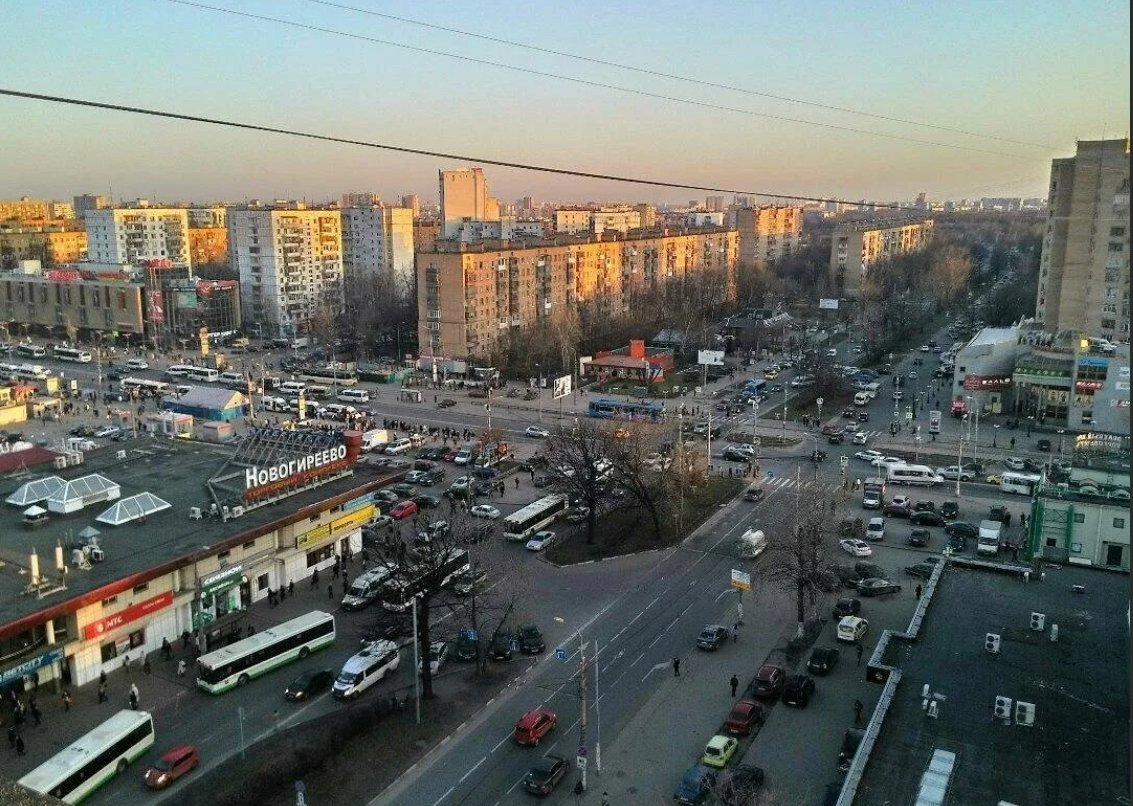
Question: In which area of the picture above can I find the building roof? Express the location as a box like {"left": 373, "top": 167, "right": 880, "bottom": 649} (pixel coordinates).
{"left": 964, "top": 326, "right": 1018, "bottom": 349}
{"left": 0, "top": 447, "right": 64, "bottom": 475}
{"left": 585, "top": 355, "right": 653, "bottom": 370}
{"left": 164, "top": 386, "right": 247, "bottom": 411}
{"left": 0, "top": 437, "right": 396, "bottom": 635}
{"left": 856, "top": 564, "right": 1130, "bottom": 806}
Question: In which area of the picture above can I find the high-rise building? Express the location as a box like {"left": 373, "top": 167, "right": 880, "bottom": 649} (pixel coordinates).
{"left": 188, "top": 206, "right": 227, "bottom": 229}
{"left": 228, "top": 209, "right": 344, "bottom": 338}
{"left": 73, "top": 194, "right": 110, "bottom": 217}
{"left": 0, "top": 197, "right": 49, "bottom": 222}
{"left": 705, "top": 196, "right": 727, "bottom": 213}
{"left": 342, "top": 205, "right": 415, "bottom": 284}
{"left": 1035, "top": 139, "right": 1130, "bottom": 338}
{"left": 554, "top": 207, "right": 642, "bottom": 235}
{"left": 829, "top": 219, "right": 934, "bottom": 297}
{"left": 341, "top": 192, "right": 381, "bottom": 209}
{"left": 49, "top": 201, "right": 75, "bottom": 220}
{"left": 734, "top": 206, "right": 802, "bottom": 268}
{"left": 400, "top": 195, "right": 421, "bottom": 217}
{"left": 439, "top": 168, "right": 492, "bottom": 237}
{"left": 83, "top": 208, "right": 192, "bottom": 268}
{"left": 418, "top": 227, "right": 737, "bottom": 359}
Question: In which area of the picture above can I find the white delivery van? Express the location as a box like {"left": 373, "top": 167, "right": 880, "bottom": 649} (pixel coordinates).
{"left": 361, "top": 429, "right": 390, "bottom": 453}
{"left": 338, "top": 388, "right": 370, "bottom": 404}
{"left": 977, "top": 520, "right": 1002, "bottom": 556}
{"left": 341, "top": 568, "right": 393, "bottom": 611}
{"left": 332, "top": 641, "right": 400, "bottom": 699}
{"left": 385, "top": 438, "right": 413, "bottom": 455}
{"left": 279, "top": 381, "right": 306, "bottom": 396}
{"left": 219, "top": 371, "right": 246, "bottom": 388}
{"left": 736, "top": 529, "right": 767, "bottom": 559}
{"left": 887, "top": 464, "right": 943, "bottom": 486}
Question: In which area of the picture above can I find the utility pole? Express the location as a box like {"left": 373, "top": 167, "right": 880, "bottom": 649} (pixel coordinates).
{"left": 705, "top": 410, "right": 713, "bottom": 481}
{"left": 578, "top": 631, "right": 589, "bottom": 792}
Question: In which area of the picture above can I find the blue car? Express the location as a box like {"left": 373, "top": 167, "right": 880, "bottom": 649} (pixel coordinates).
{"left": 674, "top": 765, "right": 716, "bottom": 804}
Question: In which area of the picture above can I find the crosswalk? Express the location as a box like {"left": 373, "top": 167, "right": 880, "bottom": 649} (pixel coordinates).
{"left": 757, "top": 476, "right": 851, "bottom": 498}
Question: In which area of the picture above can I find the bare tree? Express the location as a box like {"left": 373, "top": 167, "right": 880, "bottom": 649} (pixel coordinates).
{"left": 540, "top": 420, "right": 616, "bottom": 545}
{"left": 760, "top": 489, "right": 838, "bottom": 638}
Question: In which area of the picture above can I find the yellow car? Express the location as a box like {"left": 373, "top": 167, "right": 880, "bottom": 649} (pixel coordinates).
{"left": 986, "top": 474, "right": 1003, "bottom": 485}
{"left": 763, "top": 369, "right": 780, "bottom": 380}
{"left": 701, "top": 735, "right": 739, "bottom": 769}
{"left": 613, "top": 427, "right": 631, "bottom": 439}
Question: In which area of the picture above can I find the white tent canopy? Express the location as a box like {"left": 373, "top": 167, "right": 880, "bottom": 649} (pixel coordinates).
{"left": 46, "top": 474, "right": 121, "bottom": 515}
{"left": 6, "top": 476, "right": 65, "bottom": 507}
{"left": 96, "top": 492, "right": 171, "bottom": 526}
{"left": 22, "top": 505, "right": 47, "bottom": 518}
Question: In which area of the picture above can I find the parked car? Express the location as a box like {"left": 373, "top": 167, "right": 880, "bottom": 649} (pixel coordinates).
{"left": 419, "top": 641, "right": 449, "bottom": 676}
{"left": 489, "top": 631, "right": 515, "bottom": 661}
{"left": 389, "top": 501, "right": 418, "bottom": 519}
{"left": 525, "top": 530, "right": 556, "bottom": 552}
{"left": 525, "top": 425, "right": 550, "bottom": 438}
{"left": 470, "top": 504, "right": 501, "bottom": 520}
{"left": 833, "top": 598, "right": 861, "bottom": 619}
{"left": 945, "top": 520, "right": 979, "bottom": 540}
{"left": 911, "top": 510, "right": 946, "bottom": 527}
{"left": 905, "top": 561, "right": 938, "bottom": 580}
{"left": 883, "top": 503, "right": 912, "bottom": 519}
{"left": 513, "top": 708, "right": 557, "bottom": 746}
{"left": 840, "top": 539, "right": 872, "bottom": 557}
{"left": 1003, "top": 456, "right": 1027, "bottom": 471}
{"left": 750, "top": 664, "right": 785, "bottom": 699}
{"left": 782, "top": 674, "right": 816, "bottom": 707}
{"left": 807, "top": 647, "right": 840, "bottom": 676}
{"left": 913, "top": 500, "right": 936, "bottom": 512}
{"left": 836, "top": 616, "right": 869, "bottom": 643}
{"left": 533, "top": 475, "right": 550, "bottom": 488}
{"left": 143, "top": 744, "right": 199, "bottom": 790}
{"left": 674, "top": 765, "right": 717, "bottom": 805}
{"left": 907, "top": 528, "right": 930, "bottom": 547}
{"left": 284, "top": 669, "right": 335, "bottom": 702}
{"left": 701, "top": 735, "right": 740, "bottom": 769}
{"left": 411, "top": 494, "right": 442, "bottom": 509}
{"left": 697, "top": 624, "right": 730, "bottom": 651}
{"left": 722, "top": 699, "right": 764, "bottom": 736}
{"left": 522, "top": 754, "right": 569, "bottom": 795}
{"left": 940, "top": 500, "right": 960, "bottom": 520}
{"left": 865, "top": 518, "right": 885, "bottom": 541}
{"left": 855, "top": 578, "right": 902, "bottom": 597}
{"left": 518, "top": 625, "right": 545, "bottom": 654}
{"left": 1037, "top": 439, "right": 1052, "bottom": 452}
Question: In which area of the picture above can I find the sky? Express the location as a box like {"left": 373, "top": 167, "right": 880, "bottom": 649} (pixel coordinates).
{"left": 1, "top": 0, "right": 1128, "bottom": 206}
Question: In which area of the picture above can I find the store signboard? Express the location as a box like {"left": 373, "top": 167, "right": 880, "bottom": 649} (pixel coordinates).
{"left": 199, "top": 567, "right": 244, "bottom": 598}
{"left": 243, "top": 444, "right": 350, "bottom": 500}
{"left": 296, "top": 504, "right": 376, "bottom": 549}
{"left": 83, "top": 591, "right": 175, "bottom": 640}
{"left": 0, "top": 647, "right": 66, "bottom": 687}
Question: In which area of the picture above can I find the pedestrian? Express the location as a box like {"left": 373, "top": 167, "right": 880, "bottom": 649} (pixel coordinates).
{"left": 732, "top": 624, "right": 739, "bottom": 642}
{"left": 1004, "top": 512, "right": 1012, "bottom": 528}
{"left": 142, "top": 656, "right": 151, "bottom": 675}
{"left": 177, "top": 659, "right": 187, "bottom": 677}
{"left": 328, "top": 582, "right": 334, "bottom": 600}
{"left": 62, "top": 690, "right": 73, "bottom": 712}
{"left": 515, "top": 477, "right": 520, "bottom": 490}
{"left": 98, "top": 682, "right": 108, "bottom": 704}
{"left": 6, "top": 726, "right": 15, "bottom": 749}
{"left": 129, "top": 683, "right": 139, "bottom": 710}
{"left": 915, "top": 584, "right": 922, "bottom": 599}
{"left": 1010, "top": 437, "right": 1016, "bottom": 449}
{"left": 30, "top": 701, "right": 41, "bottom": 726}
{"left": 853, "top": 698, "right": 863, "bottom": 724}
{"left": 161, "top": 637, "right": 172, "bottom": 660}
{"left": 856, "top": 643, "right": 864, "bottom": 666}
{"left": 1023, "top": 569, "right": 1030, "bottom": 584}
{"left": 672, "top": 657, "right": 681, "bottom": 677}
{"left": 311, "top": 568, "right": 320, "bottom": 589}
{"left": 1020, "top": 513, "right": 1027, "bottom": 529}
{"left": 602, "top": 792, "right": 610, "bottom": 806}
{"left": 288, "top": 580, "right": 295, "bottom": 597}
{"left": 15, "top": 735, "right": 24, "bottom": 757}
{"left": 730, "top": 674, "right": 739, "bottom": 697}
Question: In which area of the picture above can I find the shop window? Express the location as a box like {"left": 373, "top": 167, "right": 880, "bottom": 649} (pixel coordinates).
{"left": 132, "top": 583, "right": 149, "bottom": 595}
{"left": 1115, "top": 518, "right": 1126, "bottom": 529}
{"left": 306, "top": 545, "right": 333, "bottom": 567}
{"left": 310, "top": 513, "right": 320, "bottom": 522}
{"left": 100, "top": 642, "right": 118, "bottom": 663}
{"left": 242, "top": 540, "right": 256, "bottom": 551}
{"left": 129, "top": 629, "right": 145, "bottom": 648}
{"left": 52, "top": 617, "right": 69, "bottom": 642}
{"left": 1074, "top": 513, "right": 1085, "bottom": 523}
{"left": 217, "top": 550, "right": 230, "bottom": 560}
{"left": 257, "top": 573, "right": 269, "bottom": 592}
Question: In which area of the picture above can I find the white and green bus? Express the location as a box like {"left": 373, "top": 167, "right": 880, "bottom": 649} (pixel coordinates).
{"left": 18, "top": 709, "right": 155, "bottom": 803}
{"left": 196, "top": 610, "right": 336, "bottom": 694}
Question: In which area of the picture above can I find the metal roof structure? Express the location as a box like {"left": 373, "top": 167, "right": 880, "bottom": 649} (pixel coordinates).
{"left": 45, "top": 474, "right": 121, "bottom": 514}
{"left": 96, "top": 492, "right": 172, "bottom": 526}
{"left": 5, "top": 476, "right": 65, "bottom": 507}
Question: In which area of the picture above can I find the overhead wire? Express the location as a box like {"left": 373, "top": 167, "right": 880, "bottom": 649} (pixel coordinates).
{"left": 161, "top": 0, "right": 1038, "bottom": 161}
{"left": 0, "top": 87, "right": 915, "bottom": 207}
{"left": 301, "top": 0, "right": 1059, "bottom": 152}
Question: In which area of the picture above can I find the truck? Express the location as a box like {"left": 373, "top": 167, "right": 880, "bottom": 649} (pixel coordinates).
{"left": 361, "top": 429, "right": 390, "bottom": 453}
{"left": 977, "top": 519, "right": 1002, "bottom": 556}
{"left": 862, "top": 478, "right": 887, "bottom": 509}
{"left": 736, "top": 529, "right": 767, "bottom": 559}
{"left": 928, "top": 411, "right": 942, "bottom": 435}
{"left": 950, "top": 398, "right": 968, "bottom": 418}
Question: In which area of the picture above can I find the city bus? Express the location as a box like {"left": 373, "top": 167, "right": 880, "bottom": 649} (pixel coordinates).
{"left": 299, "top": 366, "right": 359, "bottom": 386}
{"left": 587, "top": 398, "right": 665, "bottom": 422}
{"left": 381, "top": 548, "right": 470, "bottom": 612}
{"left": 120, "top": 377, "right": 171, "bottom": 397}
{"left": 196, "top": 610, "right": 336, "bottom": 694}
{"left": 503, "top": 495, "right": 568, "bottom": 541}
{"left": 53, "top": 345, "right": 93, "bottom": 363}
{"left": 18, "top": 709, "right": 155, "bottom": 803}
{"left": 1000, "top": 472, "right": 1042, "bottom": 496}
{"left": 15, "top": 342, "right": 47, "bottom": 358}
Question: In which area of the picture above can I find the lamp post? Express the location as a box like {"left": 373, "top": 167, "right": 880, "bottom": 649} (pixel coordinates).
{"left": 536, "top": 364, "right": 543, "bottom": 423}
{"left": 1057, "top": 428, "right": 1066, "bottom": 456}
{"left": 993, "top": 424, "right": 1000, "bottom": 448}
{"left": 966, "top": 396, "right": 979, "bottom": 469}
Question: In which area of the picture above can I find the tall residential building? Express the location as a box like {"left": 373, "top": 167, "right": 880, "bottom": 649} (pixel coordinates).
{"left": 400, "top": 195, "right": 421, "bottom": 217}
{"left": 418, "top": 228, "right": 738, "bottom": 359}
{"left": 735, "top": 206, "right": 802, "bottom": 267}
{"left": 829, "top": 218, "right": 934, "bottom": 297}
{"left": 439, "top": 168, "right": 491, "bottom": 237}
{"left": 1035, "top": 138, "right": 1130, "bottom": 338}
{"left": 188, "top": 206, "right": 227, "bottom": 229}
{"left": 83, "top": 208, "right": 192, "bottom": 269}
{"left": 0, "top": 197, "right": 49, "bottom": 222}
{"left": 554, "top": 207, "right": 642, "bottom": 235}
{"left": 0, "top": 227, "right": 87, "bottom": 267}
{"left": 413, "top": 219, "right": 440, "bottom": 254}
{"left": 73, "top": 194, "right": 110, "bottom": 217}
{"left": 341, "top": 192, "right": 381, "bottom": 209}
{"left": 49, "top": 201, "right": 75, "bottom": 220}
{"left": 705, "top": 196, "right": 727, "bottom": 213}
{"left": 341, "top": 205, "right": 415, "bottom": 284}
{"left": 227, "top": 209, "right": 344, "bottom": 338}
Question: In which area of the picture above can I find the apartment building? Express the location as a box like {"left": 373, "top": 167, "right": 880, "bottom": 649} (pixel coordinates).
{"left": 414, "top": 219, "right": 440, "bottom": 254}
{"left": 400, "top": 195, "right": 421, "bottom": 217}
{"left": 0, "top": 227, "right": 87, "bottom": 267}
{"left": 449, "top": 217, "right": 547, "bottom": 242}
{"left": 188, "top": 206, "right": 227, "bottom": 229}
{"left": 341, "top": 192, "right": 381, "bottom": 209}
{"left": 1035, "top": 139, "right": 1130, "bottom": 339}
{"left": 734, "top": 205, "right": 802, "bottom": 268}
{"left": 72, "top": 194, "right": 110, "bottom": 217}
{"left": 440, "top": 168, "right": 493, "bottom": 237}
{"left": 227, "top": 209, "right": 344, "bottom": 338}
{"left": 83, "top": 208, "right": 192, "bottom": 269}
{"left": 49, "top": 201, "right": 75, "bottom": 220}
{"left": 554, "top": 207, "right": 644, "bottom": 235}
{"left": 188, "top": 226, "right": 229, "bottom": 267}
{"left": 418, "top": 228, "right": 738, "bottom": 359}
{"left": 0, "top": 197, "right": 50, "bottom": 222}
{"left": 829, "top": 218, "right": 934, "bottom": 297}
{"left": 341, "top": 205, "right": 415, "bottom": 284}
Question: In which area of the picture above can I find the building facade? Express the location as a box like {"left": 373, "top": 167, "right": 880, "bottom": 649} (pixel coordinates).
{"left": 48, "top": 201, "right": 75, "bottom": 220}
{"left": 83, "top": 208, "right": 192, "bottom": 269}
{"left": 734, "top": 205, "right": 802, "bottom": 268}
{"left": 0, "top": 228, "right": 88, "bottom": 268}
{"left": 187, "top": 206, "right": 227, "bottom": 229}
{"left": 1028, "top": 457, "right": 1130, "bottom": 570}
{"left": 439, "top": 168, "right": 491, "bottom": 237}
{"left": 0, "top": 197, "right": 50, "bottom": 223}
{"left": 341, "top": 205, "right": 415, "bottom": 283}
{"left": 829, "top": 218, "right": 934, "bottom": 297}
{"left": 1035, "top": 139, "right": 1130, "bottom": 339}
{"left": 161, "top": 278, "right": 242, "bottom": 341}
{"left": 418, "top": 228, "right": 738, "bottom": 360}
{"left": 72, "top": 194, "right": 110, "bottom": 217}
{"left": 341, "top": 192, "right": 381, "bottom": 209}
{"left": 188, "top": 226, "right": 229, "bottom": 267}
{"left": 0, "top": 271, "right": 147, "bottom": 337}
{"left": 228, "top": 209, "right": 344, "bottom": 339}
{"left": 413, "top": 219, "right": 440, "bottom": 254}
{"left": 554, "top": 208, "right": 642, "bottom": 235}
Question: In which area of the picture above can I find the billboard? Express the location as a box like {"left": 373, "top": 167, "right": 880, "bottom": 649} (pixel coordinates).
{"left": 176, "top": 291, "right": 198, "bottom": 309}
{"left": 553, "top": 375, "right": 572, "bottom": 400}
{"left": 818, "top": 298, "right": 840, "bottom": 310}
{"left": 147, "top": 290, "right": 165, "bottom": 324}
{"left": 697, "top": 350, "right": 725, "bottom": 366}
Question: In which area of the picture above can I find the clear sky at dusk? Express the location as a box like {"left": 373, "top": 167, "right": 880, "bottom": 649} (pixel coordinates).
{"left": 1, "top": 0, "right": 1128, "bottom": 205}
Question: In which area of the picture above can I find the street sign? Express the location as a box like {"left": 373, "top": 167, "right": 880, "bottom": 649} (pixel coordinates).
{"left": 462, "top": 629, "right": 478, "bottom": 641}
{"left": 731, "top": 569, "right": 752, "bottom": 591}
{"left": 766, "top": 470, "right": 775, "bottom": 479}
{"left": 555, "top": 647, "right": 567, "bottom": 661}
{"left": 578, "top": 745, "right": 587, "bottom": 757}
{"left": 816, "top": 397, "right": 824, "bottom": 406}
{"left": 840, "top": 455, "right": 849, "bottom": 468}
{"left": 905, "top": 412, "right": 913, "bottom": 421}
{"left": 577, "top": 756, "right": 588, "bottom": 770}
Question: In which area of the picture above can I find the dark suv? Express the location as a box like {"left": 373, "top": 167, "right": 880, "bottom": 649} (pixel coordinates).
{"left": 518, "top": 625, "right": 545, "bottom": 654}
{"left": 782, "top": 674, "right": 816, "bottom": 707}
{"left": 833, "top": 598, "right": 862, "bottom": 619}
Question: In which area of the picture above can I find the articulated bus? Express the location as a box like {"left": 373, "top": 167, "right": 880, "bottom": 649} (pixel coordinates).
{"left": 587, "top": 398, "right": 665, "bottom": 422}
{"left": 120, "top": 377, "right": 171, "bottom": 397}
{"left": 299, "top": 366, "right": 359, "bottom": 386}
{"left": 503, "top": 495, "right": 568, "bottom": 541}
{"left": 1000, "top": 472, "right": 1042, "bottom": 496}
{"left": 53, "top": 346, "right": 93, "bottom": 363}
{"left": 18, "top": 709, "right": 155, "bottom": 803}
{"left": 196, "top": 611, "right": 336, "bottom": 694}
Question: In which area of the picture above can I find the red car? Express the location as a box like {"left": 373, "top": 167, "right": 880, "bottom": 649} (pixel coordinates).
{"left": 722, "top": 699, "right": 764, "bottom": 736}
{"left": 144, "top": 744, "right": 199, "bottom": 790}
{"left": 443, "top": 448, "right": 460, "bottom": 462}
{"left": 390, "top": 501, "right": 418, "bottom": 519}
{"left": 750, "top": 664, "right": 786, "bottom": 699}
{"left": 513, "top": 708, "right": 557, "bottom": 746}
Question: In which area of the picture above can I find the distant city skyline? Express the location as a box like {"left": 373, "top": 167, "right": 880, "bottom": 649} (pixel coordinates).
{"left": 0, "top": 0, "right": 1127, "bottom": 203}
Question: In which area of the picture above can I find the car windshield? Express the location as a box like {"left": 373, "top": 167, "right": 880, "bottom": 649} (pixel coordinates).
{"left": 154, "top": 758, "right": 174, "bottom": 772}
{"left": 704, "top": 745, "right": 722, "bottom": 757}
{"left": 336, "top": 672, "right": 361, "bottom": 686}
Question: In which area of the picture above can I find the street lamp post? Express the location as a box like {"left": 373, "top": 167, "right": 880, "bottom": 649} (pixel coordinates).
{"left": 993, "top": 424, "right": 1000, "bottom": 448}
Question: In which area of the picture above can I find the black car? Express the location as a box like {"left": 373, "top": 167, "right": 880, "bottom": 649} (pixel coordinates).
{"left": 855, "top": 578, "right": 902, "bottom": 597}
{"left": 905, "top": 561, "right": 937, "bottom": 580}
{"left": 420, "top": 468, "right": 446, "bottom": 485}
{"left": 696, "top": 624, "right": 730, "bottom": 651}
{"left": 455, "top": 634, "right": 478, "bottom": 661}
{"left": 389, "top": 483, "right": 417, "bottom": 497}
{"left": 437, "top": 398, "right": 457, "bottom": 408}
{"left": 284, "top": 668, "right": 334, "bottom": 701}
{"left": 883, "top": 503, "right": 912, "bottom": 519}
{"left": 374, "top": 490, "right": 400, "bottom": 506}
{"left": 412, "top": 494, "right": 442, "bottom": 509}
{"left": 833, "top": 598, "right": 861, "bottom": 619}
{"left": 523, "top": 755, "right": 569, "bottom": 796}
{"left": 913, "top": 500, "right": 936, "bottom": 512}
{"left": 940, "top": 500, "right": 959, "bottom": 520}
{"left": 782, "top": 674, "right": 816, "bottom": 707}
{"left": 490, "top": 632, "right": 515, "bottom": 661}
{"left": 857, "top": 411, "right": 870, "bottom": 422}
{"left": 944, "top": 521, "right": 979, "bottom": 540}
{"left": 910, "top": 511, "right": 945, "bottom": 527}
{"left": 907, "top": 528, "right": 930, "bottom": 547}
{"left": 518, "top": 625, "right": 545, "bottom": 654}
{"left": 723, "top": 449, "right": 755, "bottom": 463}
{"left": 1037, "top": 439, "right": 1052, "bottom": 452}
{"left": 842, "top": 408, "right": 858, "bottom": 419}
{"left": 718, "top": 765, "right": 765, "bottom": 806}
{"left": 807, "top": 647, "right": 840, "bottom": 676}
{"left": 828, "top": 432, "right": 845, "bottom": 445}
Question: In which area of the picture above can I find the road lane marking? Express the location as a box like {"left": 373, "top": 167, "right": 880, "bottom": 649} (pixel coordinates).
{"left": 459, "top": 757, "right": 487, "bottom": 783}
{"left": 492, "top": 734, "right": 512, "bottom": 753}
{"left": 629, "top": 652, "right": 645, "bottom": 668}
{"left": 430, "top": 786, "right": 454, "bottom": 806}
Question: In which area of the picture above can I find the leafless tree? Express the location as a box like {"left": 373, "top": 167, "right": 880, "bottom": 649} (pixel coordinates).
{"left": 540, "top": 419, "right": 617, "bottom": 545}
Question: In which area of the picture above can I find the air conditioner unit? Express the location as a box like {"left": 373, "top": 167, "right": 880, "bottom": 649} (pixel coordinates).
{"left": 67, "top": 451, "right": 83, "bottom": 466}
{"left": 53, "top": 456, "right": 68, "bottom": 470}
{"left": 1030, "top": 612, "right": 1046, "bottom": 631}
{"left": 115, "top": 450, "right": 127, "bottom": 460}
{"left": 985, "top": 633, "right": 1001, "bottom": 654}
{"left": 231, "top": 506, "right": 245, "bottom": 518}
{"left": 1014, "top": 701, "right": 1035, "bottom": 726}
{"left": 994, "top": 695, "right": 1013, "bottom": 721}
{"left": 88, "top": 547, "right": 105, "bottom": 563}
{"left": 189, "top": 507, "right": 202, "bottom": 521}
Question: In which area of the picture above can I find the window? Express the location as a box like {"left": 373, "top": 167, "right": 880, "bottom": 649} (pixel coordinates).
{"left": 132, "top": 583, "right": 149, "bottom": 595}
{"left": 306, "top": 545, "right": 333, "bottom": 567}
{"left": 257, "top": 573, "right": 269, "bottom": 591}
{"left": 101, "top": 595, "right": 118, "bottom": 607}
{"left": 1110, "top": 226, "right": 1126, "bottom": 237}
{"left": 242, "top": 540, "right": 257, "bottom": 551}
{"left": 1115, "top": 518, "right": 1126, "bottom": 529}
{"left": 100, "top": 641, "right": 119, "bottom": 663}
{"left": 1074, "top": 512, "right": 1086, "bottom": 523}
{"left": 52, "top": 616, "right": 69, "bottom": 642}
{"left": 217, "top": 550, "right": 230, "bottom": 561}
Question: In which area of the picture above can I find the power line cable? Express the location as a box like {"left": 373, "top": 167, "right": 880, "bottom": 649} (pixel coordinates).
{"left": 0, "top": 87, "right": 916, "bottom": 208}
{"left": 301, "top": 0, "right": 1059, "bottom": 152}
{"left": 161, "top": 0, "right": 1036, "bottom": 161}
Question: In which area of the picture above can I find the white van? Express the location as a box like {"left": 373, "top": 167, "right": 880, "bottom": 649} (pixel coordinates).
{"left": 338, "top": 388, "right": 370, "bottom": 404}
{"left": 187, "top": 367, "right": 220, "bottom": 383}
{"left": 385, "top": 437, "right": 413, "bottom": 455}
{"left": 836, "top": 616, "right": 869, "bottom": 643}
{"left": 853, "top": 391, "right": 872, "bottom": 407}
{"left": 736, "top": 529, "right": 767, "bottom": 559}
{"left": 219, "top": 371, "right": 246, "bottom": 387}
{"left": 332, "top": 641, "right": 400, "bottom": 699}
{"left": 341, "top": 568, "right": 393, "bottom": 611}
{"left": 166, "top": 364, "right": 195, "bottom": 378}
{"left": 260, "top": 396, "right": 289, "bottom": 412}
{"left": 279, "top": 381, "right": 307, "bottom": 396}
{"left": 886, "top": 463, "right": 943, "bottom": 486}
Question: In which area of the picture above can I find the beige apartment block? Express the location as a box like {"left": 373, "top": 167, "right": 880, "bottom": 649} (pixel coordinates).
{"left": 0, "top": 197, "right": 50, "bottom": 222}
{"left": 1036, "top": 138, "right": 1130, "bottom": 338}
{"left": 0, "top": 229, "right": 88, "bottom": 266}
{"left": 84, "top": 208, "right": 192, "bottom": 268}
{"left": 735, "top": 205, "right": 802, "bottom": 267}
{"left": 829, "top": 218, "right": 934, "bottom": 297}
{"left": 440, "top": 168, "right": 492, "bottom": 237}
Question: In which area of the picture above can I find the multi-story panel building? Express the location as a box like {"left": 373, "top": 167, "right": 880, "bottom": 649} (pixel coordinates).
{"left": 414, "top": 219, "right": 440, "bottom": 254}
{"left": 341, "top": 205, "right": 415, "bottom": 284}
{"left": 187, "top": 206, "right": 227, "bottom": 229}
{"left": 341, "top": 192, "right": 380, "bottom": 209}
{"left": 440, "top": 168, "right": 491, "bottom": 237}
{"left": 554, "top": 207, "right": 643, "bottom": 235}
{"left": 1035, "top": 139, "right": 1130, "bottom": 339}
{"left": 83, "top": 208, "right": 192, "bottom": 269}
{"left": 48, "top": 201, "right": 75, "bottom": 220}
{"left": 72, "top": 194, "right": 110, "bottom": 217}
{"left": 734, "top": 205, "right": 802, "bottom": 268}
{"left": 0, "top": 272, "right": 146, "bottom": 337}
{"left": 0, "top": 197, "right": 50, "bottom": 222}
{"left": 0, "top": 228, "right": 88, "bottom": 267}
{"left": 400, "top": 194, "right": 421, "bottom": 217}
{"left": 829, "top": 218, "right": 934, "bottom": 297}
{"left": 188, "top": 226, "right": 229, "bottom": 267}
{"left": 228, "top": 209, "right": 344, "bottom": 339}
{"left": 418, "top": 228, "right": 738, "bottom": 360}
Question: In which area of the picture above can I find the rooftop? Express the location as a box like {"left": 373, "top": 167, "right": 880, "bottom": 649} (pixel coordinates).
{"left": 964, "top": 326, "right": 1018, "bottom": 349}
{"left": 0, "top": 437, "right": 395, "bottom": 632}
{"left": 857, "top": 565, "right": 1130, "bottom": 806}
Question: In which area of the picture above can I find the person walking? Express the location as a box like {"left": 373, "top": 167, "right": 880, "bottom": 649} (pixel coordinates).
{"left": 853, "top": 698, "right": 864, "bottom": 725}
{"left": 177, "top": 659, "right": 187, "bottom": 677}
{"left": 30, "top": 701, "right": 41, "bottom": 727}
{"left": 62, "top": 690, "right": 73, "bottom": 712}
{"left": 672, "top": 657, "right": 681, "bottom": 677}
{"left": 327, "top": 582, "right": 334, "bottom": 601}
{"left": 128, "top": 683, "right": 139, "bottom": 710}
{"left": 1020, "top": 513, "right": 1027, "bottom": 529}
{"left": 98, "top": 681, "right": 108, "bottom": 704}
{"left": 515, "top": 477, "right": 520, "bottom": 490}
{"left": 142, "top": 656, "right": 151, "bottom": 675}
{"left": 288, "top": 580, "right": 295, "bottom": 597}
{"left": 730, "top": 674, "right": 739, "bottom": 697}
{"left": 732, "top": 623, "right": 739, "bottom": 642}
{"left": 311, "top": 568, "right": 320, "bottom": 589}
{"left": 7, "top": 725, "right": 15, "bottom": 749}
{"left": 15, "top": 735, "right": 25, "bottom": 757}
{"left": 856, "top": 643, "right": 864, "bottom": 666}
{"left": 161, "top": 637, "right": 172, "bottom": 660}
{"left": 1004, "top": 511, "right": 1012, "bottom": 528}
{"left": 915, "top": 584, "right": 922, "bottom": 599}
